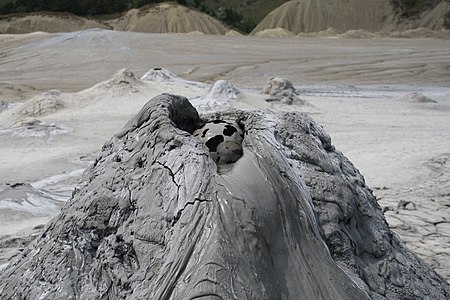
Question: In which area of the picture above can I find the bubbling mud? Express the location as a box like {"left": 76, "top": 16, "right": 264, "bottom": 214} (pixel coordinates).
{"left": 193, "top": 120, "right": 244, "bottom": 166}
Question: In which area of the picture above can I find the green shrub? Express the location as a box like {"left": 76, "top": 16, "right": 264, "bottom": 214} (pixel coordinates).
{"left": 444, "top": 11, "right": 450, "bottom": 29}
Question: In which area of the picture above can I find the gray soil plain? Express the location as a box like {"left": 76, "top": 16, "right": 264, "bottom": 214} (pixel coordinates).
{"left": 0, "top": 30, "right": 449, "bottom": 298}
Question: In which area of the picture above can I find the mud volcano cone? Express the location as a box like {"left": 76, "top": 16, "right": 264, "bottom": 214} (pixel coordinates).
{"left": 0, "top": 94, "right": 449, "bottom": 299}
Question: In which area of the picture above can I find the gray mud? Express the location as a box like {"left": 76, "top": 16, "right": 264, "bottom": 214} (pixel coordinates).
{"left": 0, "top": 94, "right": 448, "bottom": 299}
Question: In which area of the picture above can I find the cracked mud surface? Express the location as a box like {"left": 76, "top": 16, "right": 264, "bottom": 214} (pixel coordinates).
{"left": 377, "top": 153, "right": 450, "bottom": 281}
{"left": 0, "top": 94, "right": 448, "bottom": 299}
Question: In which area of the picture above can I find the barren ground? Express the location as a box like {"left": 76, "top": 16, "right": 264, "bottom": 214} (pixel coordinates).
{"left": 0, "top": 30, "right": 449, "bottom": 280}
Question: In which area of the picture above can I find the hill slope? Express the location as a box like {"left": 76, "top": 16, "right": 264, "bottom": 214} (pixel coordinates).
{"left": 397, "top": 1, "right": 450, "bottom": 30}
{"left": 0, "top": 0, "right": 448, "bottom": 34}
{"left": 108, "top": 3, "right": 228, "bottom": 34}
{"left": 251, "top": 0, "right": 450, "bottom": 34}
{"left": 251, "top": 0, "right": 396, "bottom": 34}
{"left": 0, "top": 12, "right": 109, "bottom": 34}
{"left": 0, "top": 3, "right": 229, "bottom": 35}
{"left": 201, "top": 0, "right": 291, "bottom": 29}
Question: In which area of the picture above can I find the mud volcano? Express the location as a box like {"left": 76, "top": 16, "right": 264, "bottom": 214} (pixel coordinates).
{"left": 0, "top": 94, "right": 449, "bottom": 299}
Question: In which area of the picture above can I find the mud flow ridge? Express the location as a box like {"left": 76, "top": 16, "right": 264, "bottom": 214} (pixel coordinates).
{"left": 0, "top": 94, "right": 448, "bottom": 300}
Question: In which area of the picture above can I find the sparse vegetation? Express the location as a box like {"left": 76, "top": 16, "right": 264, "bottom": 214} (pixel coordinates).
{"left": 0, "top": 0, "right": 447, "bottom": 32}
{"left": 445, "top": 11, "right": 450, "bottom": 28}
{"left": 200, "top": 0, "right": 289, "bottom": 30}
{"left": 391, "top": 0, "right": 442, "bottom": 17}
{"left": 0, "top": 0, "right": 189, "bottom": 15}
{"left": 183, "top": 0, "right": 289, "bottom": 33}
{"left": 0, "top": 0, "right": 284, "bottom": 33}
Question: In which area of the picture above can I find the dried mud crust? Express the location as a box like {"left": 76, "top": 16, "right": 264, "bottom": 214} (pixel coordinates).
{"left": 377, "top": 153, "right": 450, "bottom": 282}
{"left": 0, "top": 94, "right": 448, "bottom": 299}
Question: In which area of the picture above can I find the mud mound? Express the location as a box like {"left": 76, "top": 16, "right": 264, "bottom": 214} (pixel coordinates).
{"left": 190, "top": 80, "right": 241, "bottom": 111}
{"left": 262, "top": 77, "right": 306, "bottom": 105}
{"left": 140, "top": 67, "right": 206, "bottom": 87}
{"left": 398, "top": 92, "right": 437, "bottom": 103}
{"left": 0, "top": 94, "right": 448, "bottom": 299}
{"left": 18, "top": 90, "right": 64, "bottom": 117}
{"left": 108, "top": 3, "right": 227, "bottom": 34}
{"left": 0, "top": 13, "right": 108, "bottom": 34}
{"left": 110, "top": 68, "right": 140, "bottom": 86}
{"left": 141, "top": 67, "right": 182, "bottom": 82}
{"left": 83, "top": 68, "right": 143, "bottom": 96}
{"left": 204, "top": 80, "right": 240, "bottom": 100}
{"left": 251, "top": 0, "right": 395, "bottom": 35}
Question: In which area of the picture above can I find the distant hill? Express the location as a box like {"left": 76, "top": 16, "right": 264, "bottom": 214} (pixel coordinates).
{"left": 251, "top": 0, "right": 396, "bottom": 34}
{"left": 0, "top": 0, "right": 448, "bottom": 34}
{"left": 0, "top": 3, "right": 229, "bottom": 34}
{"left": 251, "top": 0, "right": 450, "bottom": 34}
{"left": 107, "top": 3, "right": 228, "bottom": 34}
{"left": 185, "top": 0, "right": 449, "bottom": 32}
{"left": 0, "top": 12, "right": 109, "bottom": 33}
